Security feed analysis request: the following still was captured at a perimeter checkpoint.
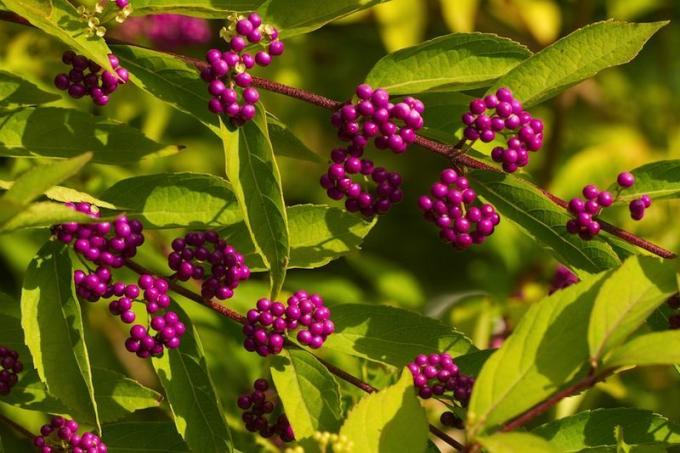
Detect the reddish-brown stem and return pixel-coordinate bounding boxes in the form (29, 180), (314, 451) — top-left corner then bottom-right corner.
(124, 260), (464, 451)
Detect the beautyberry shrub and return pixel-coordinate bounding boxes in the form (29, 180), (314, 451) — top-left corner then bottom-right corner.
(237, 378), (295, 442)
(33, 416), (107, 452)
(54, 52), (129, 106)
(0, 347), (22, 395)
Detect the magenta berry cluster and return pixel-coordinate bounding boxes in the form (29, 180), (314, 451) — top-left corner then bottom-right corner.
(407, 353), (475, 406)
(34, 416), (107, 453)
(237, 378), (295, 442)
(566, 172), (652, 240)
(548, 265), (579, 295)
(0, 346), (22, 395)
(461, 87), (544, 173)
(168, 231), (250, 300)
(117, 14), (211, 49)
(125, 308), (186, 359)
(114, 0), (130, 9)
(201, 12), (283, 125)
(667, 294), (680, 330)
(53, 202), (144, 269)
(243, 290), (334, 357)
(54, 52), (128, 106)
(418, 168), (500, 249)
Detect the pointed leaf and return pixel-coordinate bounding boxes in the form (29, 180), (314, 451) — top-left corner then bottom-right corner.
(365, 32), (531, 94)
(91, 368), (162, 423)
(608, 160), (680, 202)
(100, 173), (241, 229)
(322, 304), (475, 367)
(103, 421), (189, 452)
(220, 111), (289, 298)
(270, 349), (342, 439)
(340, 370), (428, 453)
(604, 331), (680, 369)
(478, 432), (560, 453)
(266, 114), (324, 163)
(0, 70), (60, 106)
(0, 201), (94, 234)
(532, 408), (680, 451)
(21, 241), (99, 427)
(492, 20), (668, 107)
(0, 107), (179, 164)
(588, 256), (677, 363)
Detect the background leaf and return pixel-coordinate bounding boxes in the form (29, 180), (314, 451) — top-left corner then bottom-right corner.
(221, 111), (289, 298)
(100, 173), (241, 229)
(266, 113), (324, 163)
(270, 349), (343, 439)
(322, 304), (475, 367)
(0, 107), (179, 164)
(492, 20), (668, 106)
(21, 241), (99, 427)
(0, 69), (60, 106)
(339, 370), (428, 453)
(365, 32), (531, 94)
(532, 408), (680, 451)
(103, 421), (189, 452)
(608, 160), (680, 202)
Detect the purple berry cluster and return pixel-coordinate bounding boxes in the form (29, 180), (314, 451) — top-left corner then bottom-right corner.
(440, 411), (464, 429)
(0, 346), (22, 395)
(201, 12), (283, 125)
(237, 378), (295, 442)
(407, 353), (475, 405)
(566, 172), (652, 240)
(54, 52), (129, 106)
(53, 202), (144, 268)
(125, 310), (186, 359)
(243, 291), (334, 357)
(667, 294), (680, 330)
(34, 416), (107, 453)
(117, 14), (211, 49)
(168, 231), (250, 300)
(74, 266), (117, 303)
(418, 168), (500, 249)
(460, 87), (544, 173)
(548, 265), (579, 295)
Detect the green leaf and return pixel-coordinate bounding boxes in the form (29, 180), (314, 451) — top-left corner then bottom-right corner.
(0, 107), (180, 164)
(604, 331), (680, 369)
(91, 368), (162, 423)
(270, 349), (342, 439)
(0, 69), (60, 106)
(608, 160), (680, 202)
(21, 241), (99, 427)
(492, 20), (668, 107)
(151, 303), (232, 453)
(0, 201), (95, 234)
(470, 169), (623, 277)
(0, 179), (117, 209)
(220, 111), (289, 298)
(103, 421), (189, 452)
(339, 370), (428, 453)
(2, 153), (91, 208)
(2, 0), (115, 72)
(220, 204), (376, 271)
(418, 91), (473, 135)
(588, 256), (677, 364)
(266, 113), (324, 163)
(478, 432), (560, 453)
(131, 0), (262, 17)
(365, 33), (531, 94)
(100, 172), (241, 229)
(532, 408), (680, 451)
(467, 271), (608, 436)
(322, 304), (475, 367)
(258, 0), (390, 38)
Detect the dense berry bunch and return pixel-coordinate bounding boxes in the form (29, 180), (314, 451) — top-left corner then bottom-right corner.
(53, 202), (144, 268)
(125, 310), (186, 358)
(418, 168), (500, 249)
(202, 12), (283, 125)
(74, 266), (115, 303)
(667, 294), (680, 330)
(460, 87), (544, 173)
(0, 347), (22, 395)
(168, 231), (250, 300)
(407, 353), (475, 405)
(34, 416), (107, 452)
(566, 172), (652, 240)
(54, 52), (129, 106)
(331, 84), (424, 153)
(237, 378), (295, 442)
(548, 265), (579, 295)
(116, 14), (211, 49)
(242, 290), (334, 356)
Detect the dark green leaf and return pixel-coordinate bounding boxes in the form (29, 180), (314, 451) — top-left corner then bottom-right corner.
(103, 421), (189, 452)
(221, 111), (289, 298)
(21, 241), (99, 427)
(0, 107), (179, 164)
(0, 70), (60, 106)
(532, 408), (680, 451)
(270, 349), (342, 438)
(266, 113), (324, 163)
(492, 20), (668, 107)
(323, 304), (475, 367)
(100, 172), (241, 229)
(366, 33), (531, 94)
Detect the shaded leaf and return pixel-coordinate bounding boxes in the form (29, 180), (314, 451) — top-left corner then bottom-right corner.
(609, 160), (680, 202)
(0, 201), (96, 234)
(103, 421), (189, 452)
(604, 331), (680, 369)
(0, 69), (60, 106)
(266, 113), (324, 163)
(478, 432), (560, 453)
